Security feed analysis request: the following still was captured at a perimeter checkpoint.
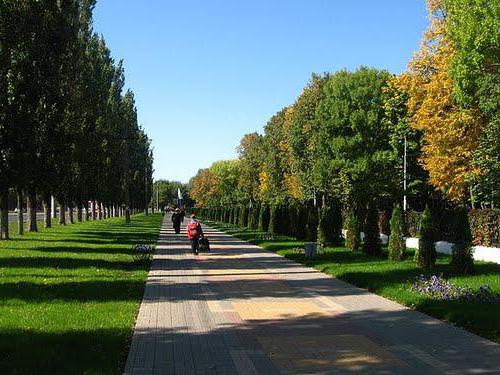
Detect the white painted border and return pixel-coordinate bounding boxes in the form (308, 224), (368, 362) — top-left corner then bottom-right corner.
(342, 229), (500, 264)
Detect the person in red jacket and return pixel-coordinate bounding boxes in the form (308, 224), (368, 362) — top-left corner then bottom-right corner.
(186, 214), (203, 255)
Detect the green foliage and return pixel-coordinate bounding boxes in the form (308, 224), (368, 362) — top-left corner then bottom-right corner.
(445, 0), (500, 206)
(346, 210), (360, 251)
(415, 206), (436, 269)
(450, 209), (474, 275)
(315, 67), (395, 204)
(388, 205), (406, 261)
(363, 201), (382, 256)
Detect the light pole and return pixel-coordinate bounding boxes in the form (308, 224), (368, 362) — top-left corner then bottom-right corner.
(403, 135), (407, 212)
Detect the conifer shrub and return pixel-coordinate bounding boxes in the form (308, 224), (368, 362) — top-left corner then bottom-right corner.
(450, 208), (474, 275)
(346, 210), (360, 251)
(415, 206), (436, 269)
(363, 201), (382, 256)
(306, 207), (319, 242)
(259, 205), (270, 232)
(388, 205), (405, 260)
(318, 206), (335, 247)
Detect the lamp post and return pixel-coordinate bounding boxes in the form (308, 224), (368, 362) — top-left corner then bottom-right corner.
(403, 135), (407, 212)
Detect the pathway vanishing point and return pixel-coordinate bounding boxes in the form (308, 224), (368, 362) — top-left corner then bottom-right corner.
(124, 216), (500, 374)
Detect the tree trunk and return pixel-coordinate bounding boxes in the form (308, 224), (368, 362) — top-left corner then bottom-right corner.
(102, 203), (107, 219)
(59, 203), (66, 225)
(91, 201), (96, 220)
(0, 188), (9, 240)
(125, 207), (130, 223)
(98, 202), (103, 220)
(27, 191), (38, 232)
(51, 196), (57, 219)
(77, 205), (83, 222)
(17, 189), (24, 235)
(68, 205), (74, 224)
(43, 193), (52, 228)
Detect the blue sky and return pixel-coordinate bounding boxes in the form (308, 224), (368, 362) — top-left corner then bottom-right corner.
(93, 0), (428, 183)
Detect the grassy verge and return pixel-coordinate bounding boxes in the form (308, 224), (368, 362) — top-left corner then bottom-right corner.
(208, 221), (500, 343)
(0, 213), (163, 374)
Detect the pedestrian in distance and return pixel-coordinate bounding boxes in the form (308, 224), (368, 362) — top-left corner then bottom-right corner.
(171, 208), (182, 234)
(187, 214), (203, 255)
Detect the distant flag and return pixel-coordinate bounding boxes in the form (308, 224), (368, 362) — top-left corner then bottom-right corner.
(177, 188), (183, 207)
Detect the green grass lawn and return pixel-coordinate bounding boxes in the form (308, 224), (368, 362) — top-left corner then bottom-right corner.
(209, 221), (500, 343)
(0, 213), (163, 374)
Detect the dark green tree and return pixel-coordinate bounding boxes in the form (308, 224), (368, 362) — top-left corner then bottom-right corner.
(415, 206), (436, 269)
(363, 200), (382, 256)
(346, 210), (360, 251)
(388, 205), (405, 260)
(450, 208), (474, 275)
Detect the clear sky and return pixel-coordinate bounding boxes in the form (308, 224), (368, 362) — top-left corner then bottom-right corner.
(93, 0), (428, 183)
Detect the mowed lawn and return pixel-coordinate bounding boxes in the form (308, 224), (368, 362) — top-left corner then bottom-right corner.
(209, 221), (500, 344)
(0, 213), (163, 374)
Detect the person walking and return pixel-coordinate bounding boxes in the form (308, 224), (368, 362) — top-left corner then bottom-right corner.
(171, 208), (182, 234)
(187, 214), (203, 255)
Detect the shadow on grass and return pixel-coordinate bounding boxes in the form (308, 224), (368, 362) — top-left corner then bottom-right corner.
(0, 279), (147, 302)
(0, 256), (140, 270)
(0, 328), (131, 375)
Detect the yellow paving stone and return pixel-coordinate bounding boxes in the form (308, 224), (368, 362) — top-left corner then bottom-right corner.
(258, 335), (406, 373)
(233, 301), (330, 320)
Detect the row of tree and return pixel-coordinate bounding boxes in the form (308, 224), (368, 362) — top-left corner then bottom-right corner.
(151, 180), (192, 211)
(189, 0), (497, 271)
(0, 0), (154, 239)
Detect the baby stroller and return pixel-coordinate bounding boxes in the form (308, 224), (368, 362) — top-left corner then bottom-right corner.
(198, 235), (210, 252)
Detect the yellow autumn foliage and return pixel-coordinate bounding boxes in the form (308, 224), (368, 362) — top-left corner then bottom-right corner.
(395, 0), (483, 201)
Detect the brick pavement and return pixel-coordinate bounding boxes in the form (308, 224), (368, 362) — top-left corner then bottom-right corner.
(124, 216), (500, 374)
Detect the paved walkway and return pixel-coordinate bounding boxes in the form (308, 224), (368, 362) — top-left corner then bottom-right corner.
(125, 217), (500, 374)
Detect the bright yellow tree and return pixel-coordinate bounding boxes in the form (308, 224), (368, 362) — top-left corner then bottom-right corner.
(395, 0), (483, 201)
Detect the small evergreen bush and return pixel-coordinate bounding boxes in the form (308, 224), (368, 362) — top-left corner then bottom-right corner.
(415, 206), (436, 269)
(388, 205), (405, 260)
(346, 210), (360, 251)
(363, 201), (382, 256)
(450, 208), (474, 275)
(318, 206), (336, 247)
